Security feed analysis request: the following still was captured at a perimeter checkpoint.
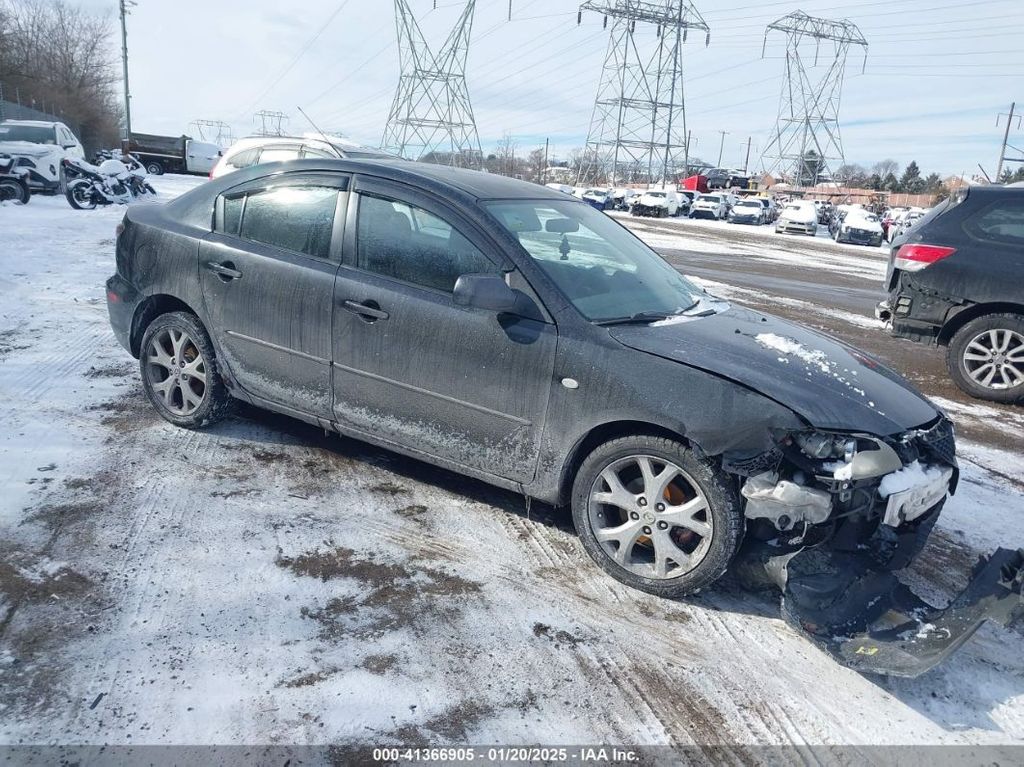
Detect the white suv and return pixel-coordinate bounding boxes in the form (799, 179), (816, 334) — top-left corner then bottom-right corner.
(210, 134), (395, 179)
(0, 120), (85, 193)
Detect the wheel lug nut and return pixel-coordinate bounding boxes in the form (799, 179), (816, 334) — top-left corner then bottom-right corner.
(642, 526), (652, 535)
(637, 497), (647, 507)
(630, 512), (639, 520)
(657, 521), (668, 530)
(655, 503), (665, 512)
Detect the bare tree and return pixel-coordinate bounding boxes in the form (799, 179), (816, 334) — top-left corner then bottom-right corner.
(491, 132), (518, 177)
(872, 159), (899, 179)
(0, 0), (122, 153)
(527, 145), (545, 183)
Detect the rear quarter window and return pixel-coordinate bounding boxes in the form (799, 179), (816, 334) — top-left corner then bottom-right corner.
(962, 198), (1024, 246)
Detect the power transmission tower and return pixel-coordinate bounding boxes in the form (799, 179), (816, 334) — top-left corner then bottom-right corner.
(760, 11), (867, 187)
(190, 120), (235, 147)
(381, 0), (482, 168)
(577, 1), (709, 186)
(253, 110), (289, 137)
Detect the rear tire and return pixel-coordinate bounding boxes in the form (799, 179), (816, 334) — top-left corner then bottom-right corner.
(139, 311), (232, 428)
(146, 161), (164, 176)
(571, 435), (743, 598)
(946, 313), (1024, 404)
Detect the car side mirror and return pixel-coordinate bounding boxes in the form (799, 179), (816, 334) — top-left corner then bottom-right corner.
(453, 274), (518, 312)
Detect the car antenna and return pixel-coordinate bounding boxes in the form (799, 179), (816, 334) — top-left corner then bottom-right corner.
(296, 106), (340, 158)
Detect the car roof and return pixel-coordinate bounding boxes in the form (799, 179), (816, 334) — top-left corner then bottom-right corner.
(0, 119), (59, 127)
(260, 158), (569, 201)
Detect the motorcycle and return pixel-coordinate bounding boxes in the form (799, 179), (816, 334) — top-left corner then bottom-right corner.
(63, 154), (155, 210)
(0, 154), (31, 205)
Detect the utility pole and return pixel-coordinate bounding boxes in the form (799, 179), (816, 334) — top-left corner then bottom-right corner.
(716, 130), (729, 167)
(684, 129), (692, 176)
(742, 136), (753, 174)
(119, 0), (136, 142)
(996, 102), (1019, 181)
(543, 137), (549, 183)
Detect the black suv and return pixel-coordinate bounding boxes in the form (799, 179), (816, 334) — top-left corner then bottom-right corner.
(877, 186), (1024, 403)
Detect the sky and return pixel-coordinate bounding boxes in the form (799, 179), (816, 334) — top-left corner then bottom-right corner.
(81, 0), (1024, 177)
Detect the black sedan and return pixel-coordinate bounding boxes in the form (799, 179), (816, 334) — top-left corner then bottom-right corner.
(106, 159), (1022, 675)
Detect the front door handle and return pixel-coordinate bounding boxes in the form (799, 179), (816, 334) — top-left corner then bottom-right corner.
(341, 299), (389, 322)
(205, 261), (242, 281)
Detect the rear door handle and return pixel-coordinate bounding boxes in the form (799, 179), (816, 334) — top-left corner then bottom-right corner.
(205, 261), (242, 281)
(341, 300), (389, 322)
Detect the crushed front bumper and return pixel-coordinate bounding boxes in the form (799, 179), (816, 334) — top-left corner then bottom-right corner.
(779, 546), (1024, 677)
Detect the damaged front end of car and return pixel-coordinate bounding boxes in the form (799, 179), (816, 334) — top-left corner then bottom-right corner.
(726, 417), (1024, 677)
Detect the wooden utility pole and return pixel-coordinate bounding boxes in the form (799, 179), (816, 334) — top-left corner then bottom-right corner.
(996, 102), (1018, 181)
(119, 0), (134, 142)
(716, 130), (729, 167)
(742, 136), (753, 174)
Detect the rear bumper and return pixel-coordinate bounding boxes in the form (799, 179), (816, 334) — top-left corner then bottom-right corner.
(106, 274), (140, 355)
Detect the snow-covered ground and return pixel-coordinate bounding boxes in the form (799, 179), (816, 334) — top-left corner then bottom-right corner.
(1, 179), (1023, 747)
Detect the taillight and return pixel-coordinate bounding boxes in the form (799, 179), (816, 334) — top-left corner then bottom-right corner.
(894, 244), (955, 272)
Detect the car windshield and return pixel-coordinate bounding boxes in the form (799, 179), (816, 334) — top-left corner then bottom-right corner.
(0, 124), (56, 144)
(646, 192), (665, 198)
(736, 201), (761, 209)
(484, 199), (705, 323)
(697, 195), (719, 202)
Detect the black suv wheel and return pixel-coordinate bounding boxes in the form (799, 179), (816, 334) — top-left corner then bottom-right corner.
(947, 313), (1024, 403)
(571, 436), (743, 598)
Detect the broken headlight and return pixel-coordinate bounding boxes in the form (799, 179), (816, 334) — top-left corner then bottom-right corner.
(793, 431), (857, 462)
(780, 430), (903, 482)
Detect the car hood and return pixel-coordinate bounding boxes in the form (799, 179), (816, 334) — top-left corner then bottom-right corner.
(846, 218), (883, 233)
(640, 195), (669, 205)
(609, 305), (938, 436)
(780, 210), (815, 223)
(0, 140), (53, 157)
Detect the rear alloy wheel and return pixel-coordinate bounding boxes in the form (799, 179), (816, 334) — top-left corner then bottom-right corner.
(571, 436), (742, 597)
(947, 314), (1024, 404)
(140, 311), (231, 428)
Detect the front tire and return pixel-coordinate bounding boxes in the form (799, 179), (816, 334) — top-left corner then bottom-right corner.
(571, 436), (743, 598)
(146, 161), (164, 176)
(65, 179), (96, 210)
(947, 314), (1024, 403)
(0, 178), (29, 204)
(139, 311), (232, 428)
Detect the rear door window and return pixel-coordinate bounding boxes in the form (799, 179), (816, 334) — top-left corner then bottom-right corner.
(237, 186), (340, 259)
(227, 148), (259, 169)
(258, 146), (302, 164)
(964, 198), (1024, 245)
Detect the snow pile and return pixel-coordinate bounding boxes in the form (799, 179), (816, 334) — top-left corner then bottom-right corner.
(755, 333), (832, 374)
(878, 460), (946, 499)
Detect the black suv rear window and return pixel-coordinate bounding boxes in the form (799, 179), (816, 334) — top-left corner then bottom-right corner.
(964, 197), (1024, 246)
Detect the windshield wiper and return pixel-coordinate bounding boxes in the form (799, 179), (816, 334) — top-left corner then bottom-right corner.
(595, 305), (699, 326)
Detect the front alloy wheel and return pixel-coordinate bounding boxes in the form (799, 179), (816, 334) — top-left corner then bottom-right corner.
(948, 313), (1024, 404)
(588, 455), (713, 579)
(572, 436), (743, 597)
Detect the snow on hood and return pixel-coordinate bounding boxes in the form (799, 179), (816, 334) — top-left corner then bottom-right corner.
(0, 140), (53, 157)
(843, 214), (883, 233)
(608, 305), (938, 436)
